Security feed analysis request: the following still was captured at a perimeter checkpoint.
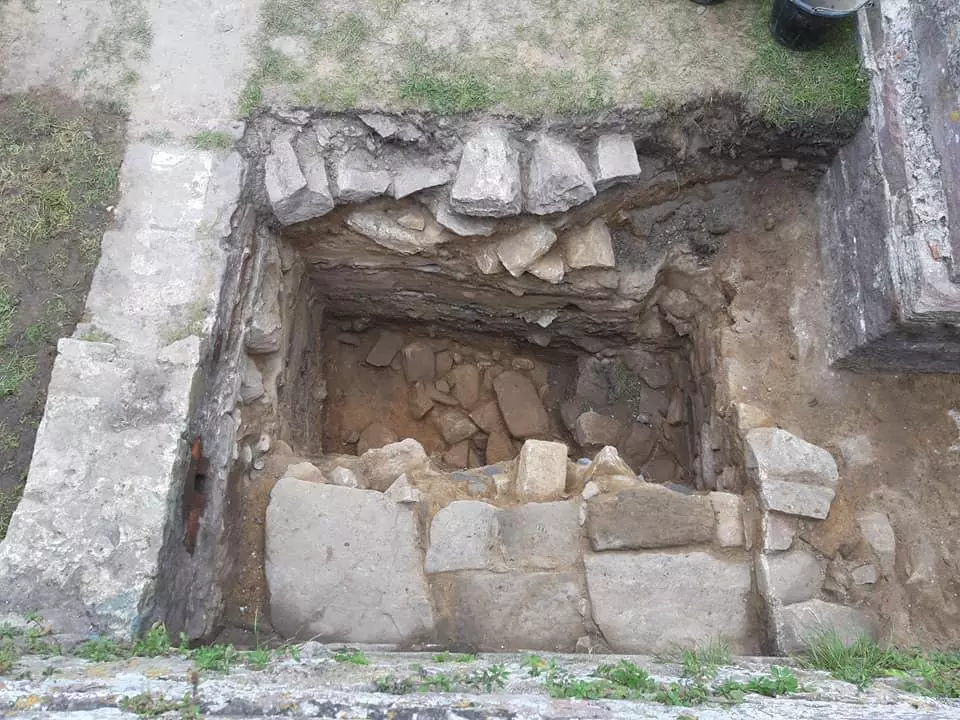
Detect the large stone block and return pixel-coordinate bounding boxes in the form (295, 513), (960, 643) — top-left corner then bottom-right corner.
(496, 224), (558, 278)
(561, 219), (616, 270)
(586, 485), (715, 550)
(449, 127), (522, 217)
(333, 149), (391, 203)
(585, 551), (757, 654)
(776, 599), (875, 654)
(432, 571), (585, 651)
(516, 439), (568, 502)
(745, 428), (838, 519)
(500, 501), (581, 570)
(265, 478), (434, 644)
(524, 135), (596, 215)
(425, 501), (500, 573)
(0, 338), (200, 639)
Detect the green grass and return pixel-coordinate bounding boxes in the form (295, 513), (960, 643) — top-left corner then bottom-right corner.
(333, 649), (369, 665)
(189, 131), (234, 151)
(680, 640), (732, 681)
(132, 623), (172, 657)
(0, 481), (24, 540)
(119, 691), (199, 718)
(193, 643), (238, 672)
(431, 651), (477, 664)
(744, 0), (868, 125)
(77, 636), (125, 662)
(800, 634), (960, 697)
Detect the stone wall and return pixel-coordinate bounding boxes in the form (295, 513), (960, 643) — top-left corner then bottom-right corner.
(819, 0), (960, 371)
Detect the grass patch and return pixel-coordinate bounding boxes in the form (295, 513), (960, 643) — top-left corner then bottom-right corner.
(77, 636), (125, 662)
(431, 651), (476, 664)
(374, 663), (508, 695)
(119, 691), (199, 719)
(801, 634), (960, 697)
(743, 0), (868, 125)
(333, 649), (369, 665)
(193, 643), (238, 672)
(190, 131), (234, 151)
(132, 623), (172, 657)
(0, 481), (24, 540)
(679, 640), (732, 681)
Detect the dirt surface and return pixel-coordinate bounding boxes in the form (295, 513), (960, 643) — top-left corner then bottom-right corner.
(713, 168), (960, 650)
(0, 91), (124, 532)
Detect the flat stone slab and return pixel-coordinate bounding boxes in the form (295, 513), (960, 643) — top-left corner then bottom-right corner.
(0, 338), (200, 639)
(745, 428), (839, 519)
(500, 501), (581, 570)
(425, 501), (500, 573)
(265, 478), (435, 644)
(493, 370), (549, 438)
(777, 599), (875, 654)
(593, 134), (641, 189)
(585, 551), (757, 654)
(586, 485), (716, 550)
(432, 571), (586, 651)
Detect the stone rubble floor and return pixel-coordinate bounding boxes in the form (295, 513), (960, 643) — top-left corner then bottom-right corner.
(4, 647), (960, 719)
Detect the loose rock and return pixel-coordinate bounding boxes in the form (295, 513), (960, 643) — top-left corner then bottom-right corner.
(524, 135), (596, 215)
(496, 224), (558, 278)
(857, 510), (897, 576)
(593, 134), (641, 189)
(527, 247), (566, 284)
(409, 381), (435, 419)
(449, 126), (522, 217)
(474, 244), (504, 275)
(443, 440), (471, 468)
(469, 400), (505, 434)
(284, 461), (324, 484)
(561, 219), (616, 269)
(574, 412), (622, 447)
(449, 364), (481, 409)
(357, 423), (398, 455)
(401, 341), (436, 382)
(239, 355), (264, 404)
(745, 428), (839, 520)
(434, 408), (479, 444)
(433, 197), (499, 237)
(357, 438), (429, 492)
(485, 431), (515, 464)
(516, 439), (568, 502)
(493, 371), (549, 438)
(366, 331), (404, 367)
(583, 445), (635, 483)
(384, 473), (421, 503)
(346, 210), (446, 255)
(392, 165), (452, 199)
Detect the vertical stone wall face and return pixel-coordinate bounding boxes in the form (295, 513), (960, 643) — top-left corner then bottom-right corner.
(819, 0), (960, 371)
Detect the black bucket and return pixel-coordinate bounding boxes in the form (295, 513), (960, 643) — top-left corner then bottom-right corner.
(770, 0), (844, 51)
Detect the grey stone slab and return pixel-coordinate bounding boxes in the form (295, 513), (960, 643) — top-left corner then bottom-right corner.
(745, 428), (838, 520)
(425, 500), (501, 573)
(524, 135), (596, 215)
(0, 338), (200, 639)
(432, 571), (586, 651)
(776, 599), (875, 654)
(585, 551), (757, 654)
(265, 478), (434, 644)
(493, 371), (549, 438)
(431, 196), (499, 237)
(586, 485), (716, 550)
(334, 149), (391, 203)
(500, 501), (581, 570)
(246, 241), (282, 354)
(593, 134), (641, 189)
(81, 144), (229, 355)
(392, 164), (452, 199)
(449, 127), (522, 217)
(762, 512), (799, 552)
(709, 491), (744, 548)
(265, 135), (334, 226)
(757, 549), (825, 606)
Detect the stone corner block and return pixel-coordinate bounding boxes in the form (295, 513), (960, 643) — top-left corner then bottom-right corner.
(424, 500), (500, 573)
(524, 135), (596, 215)
(587, 484), (715, 550)
(745, 428), (838, 519)
(450, 127), (522, 217)
(265, 135), (334, 226)
(757, 549), (825, 607)
(516, 439), (568, 502)
(265, 478), (435, 644)
(593, 134), (641, 189)
(708, 491), (744, 548)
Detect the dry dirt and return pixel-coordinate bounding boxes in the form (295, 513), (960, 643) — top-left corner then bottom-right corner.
(713, 167), (960, 650)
